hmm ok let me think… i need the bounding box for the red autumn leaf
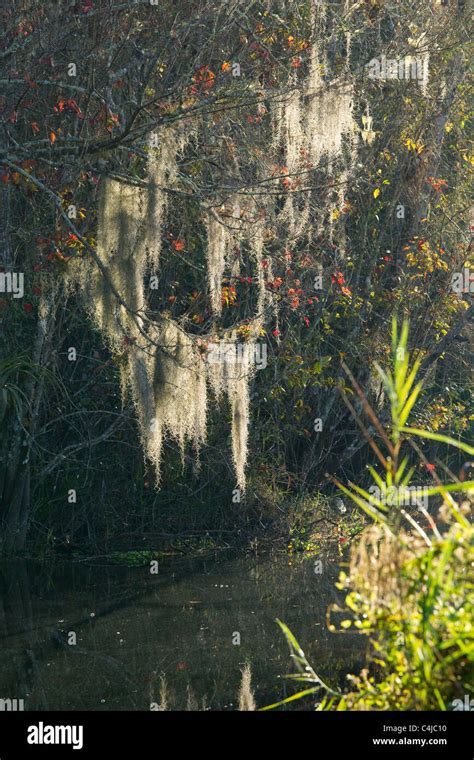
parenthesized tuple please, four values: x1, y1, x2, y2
(427, 176, 448, 193)
(31, 121, 40, 133)
(332, 271, 345, 285)
(172, 238, 185, 251)
(23, 302, 33, 314)
(190, 65, 215, 94)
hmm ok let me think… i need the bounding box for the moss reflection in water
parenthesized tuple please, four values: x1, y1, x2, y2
(0, 553, 363, 710)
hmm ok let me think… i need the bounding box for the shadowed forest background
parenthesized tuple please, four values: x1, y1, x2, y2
(0, 0, 472, 713)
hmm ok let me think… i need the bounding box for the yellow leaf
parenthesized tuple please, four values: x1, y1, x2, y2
(373, 188, 380, 199)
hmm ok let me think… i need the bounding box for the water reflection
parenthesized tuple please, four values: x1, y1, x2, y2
(0, 554, 364, 710)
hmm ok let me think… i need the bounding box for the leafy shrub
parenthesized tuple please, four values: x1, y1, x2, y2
(268, 319, 473, 711)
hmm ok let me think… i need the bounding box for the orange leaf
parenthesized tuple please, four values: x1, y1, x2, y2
(172, 238, 185, 251)
(49, 131, 56, 144)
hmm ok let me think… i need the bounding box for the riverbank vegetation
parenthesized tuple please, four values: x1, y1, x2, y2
(268, 320, 473, 711)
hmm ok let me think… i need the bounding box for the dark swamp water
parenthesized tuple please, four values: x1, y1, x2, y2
(0, 553, 365, 710)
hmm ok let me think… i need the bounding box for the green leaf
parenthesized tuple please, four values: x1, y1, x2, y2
(399, 359, 421, 408)
(275, 620, 339, 695)
(400, 465, 416, 487)
(335, 480, 389, 524)
(394, 456, 409, 485)
(348, 481, 389, 511)
(400, 427, 474, 456)
(259, 687, 319, 711)
(399, 381, 423, 427)
(422, 481, 474, 496)
(368, 465, 384, 489)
